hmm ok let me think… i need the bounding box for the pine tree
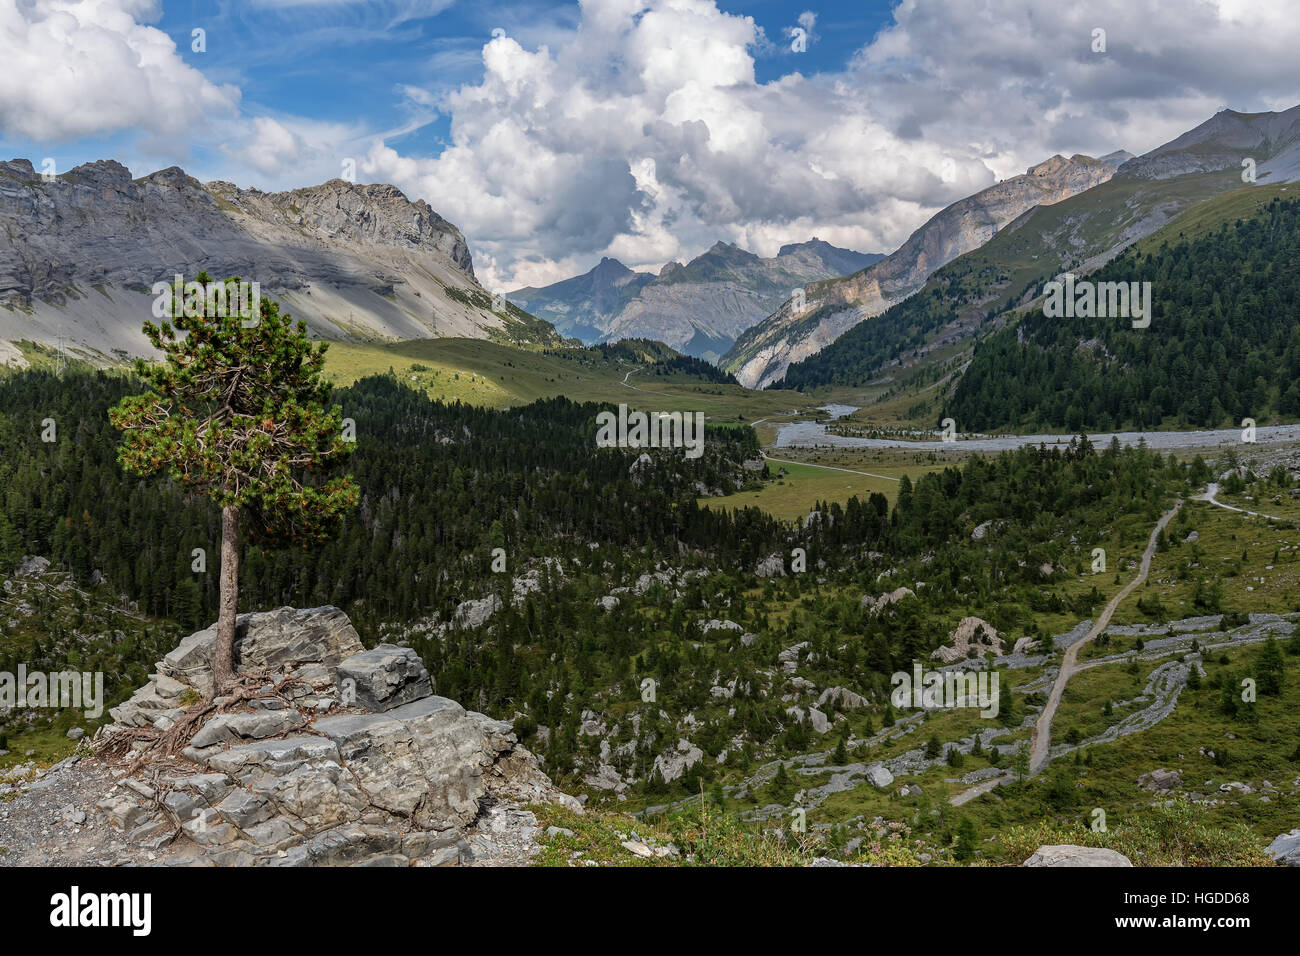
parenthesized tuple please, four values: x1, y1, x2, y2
(998, 677, 1017, 727)
(1013, 741, 1030, 781)
(954, 817, 977, 861)
(110, 276, 358, 694)
(1258, 637, 1285, 696)
(0, 509, 21, 574)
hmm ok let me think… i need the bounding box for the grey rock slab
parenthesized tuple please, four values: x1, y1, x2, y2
(294, 823, 404, 866)
(202, 736, 340, 777)
(162, 772, 235, 804)
(1023, 845, 1132, 867)
(188, 709, 306, 749)
(336, 643, 432, 712)
(316, 694, 503, 829)
(1267, 828, 1300, 865)
(215, 789, 274, 829)
(246, 761, 368, 831)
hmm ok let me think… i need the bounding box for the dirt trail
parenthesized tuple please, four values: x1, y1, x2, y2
(1197, 482, 1287, 521)
(760, 450, 900, 481)
(949, 498, 1184, 804)
(1028, 499, 1184, 773)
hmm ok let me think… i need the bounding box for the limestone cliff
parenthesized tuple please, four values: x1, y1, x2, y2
(0, 159, 559, 360)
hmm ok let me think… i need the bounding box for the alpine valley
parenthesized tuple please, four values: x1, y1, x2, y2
(3, 79, 1300, 880)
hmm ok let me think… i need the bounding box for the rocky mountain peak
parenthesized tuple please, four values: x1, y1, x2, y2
(1027, 154, 1069, 177)
(0, 159, 558, 357)
(724, 150, 1120, 387)
(1117, 103, 1300, 180)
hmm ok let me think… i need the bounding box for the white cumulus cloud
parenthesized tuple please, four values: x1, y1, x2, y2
(0, 0, 240, 144)
(361, 0, 1300, 292)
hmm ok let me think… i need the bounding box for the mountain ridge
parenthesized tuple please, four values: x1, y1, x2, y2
(0, 158, 559, 360)
(507, 238, 883, 361)
(777, 104, 1300, 399)
(722, 152, 1129, 388)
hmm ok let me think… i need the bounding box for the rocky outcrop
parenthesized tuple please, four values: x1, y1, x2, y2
(817, 686, 869, 711)
(93, 606, 578, 867)
(0, 159, 560, 360)
(653, 740, 704, 784)
(861, 587, 914, 615)
(931, 616, 1003, 663)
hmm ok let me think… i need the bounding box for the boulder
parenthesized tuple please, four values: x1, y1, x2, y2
(158, 606, 364, 697)
(808, 708, 830, 734)
(1023, 845, 1132, 867)
(15, 555, 50, 577)
(865, 764, 894, 788)
(336, 644, 432, 711)
(1267, 829, 1300, 866)
(1137, 768, 1182, 792)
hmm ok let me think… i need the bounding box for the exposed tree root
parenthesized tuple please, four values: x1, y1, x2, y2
(95, 671, 308, 768)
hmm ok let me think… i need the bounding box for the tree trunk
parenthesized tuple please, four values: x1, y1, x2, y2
(212, 504, 240, 697)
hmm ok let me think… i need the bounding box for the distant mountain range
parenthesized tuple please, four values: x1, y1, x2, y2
(776, 105, 1300, 421)
(723, 151, 1133, 388)
(0, 159, 559, 362)
(507, 239, 883, 362)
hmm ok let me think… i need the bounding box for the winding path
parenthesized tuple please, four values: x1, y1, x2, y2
(1029, 499, 1184, 772)
(760, 450, 900, 482)
(1197, 482, 1288, 522)
(949, 498, 1184, 804)
(617, 365, 676, 399)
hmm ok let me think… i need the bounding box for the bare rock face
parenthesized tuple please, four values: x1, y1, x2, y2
(931, 616, 1003, 663)
(724, 153, 1122, 388)
(861, 586, 914, 615)
(0, 159, 559, 358)
(1023, 845, 1133, 867)
(93, 606, 578, 867)
(1118, 105, 1300, 181)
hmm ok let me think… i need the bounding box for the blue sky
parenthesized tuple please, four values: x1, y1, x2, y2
(4, 1, 1299, 289)
(151, 0, 898, 172)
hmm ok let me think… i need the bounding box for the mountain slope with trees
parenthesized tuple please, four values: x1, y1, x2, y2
(946, 195, 1300, 431)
